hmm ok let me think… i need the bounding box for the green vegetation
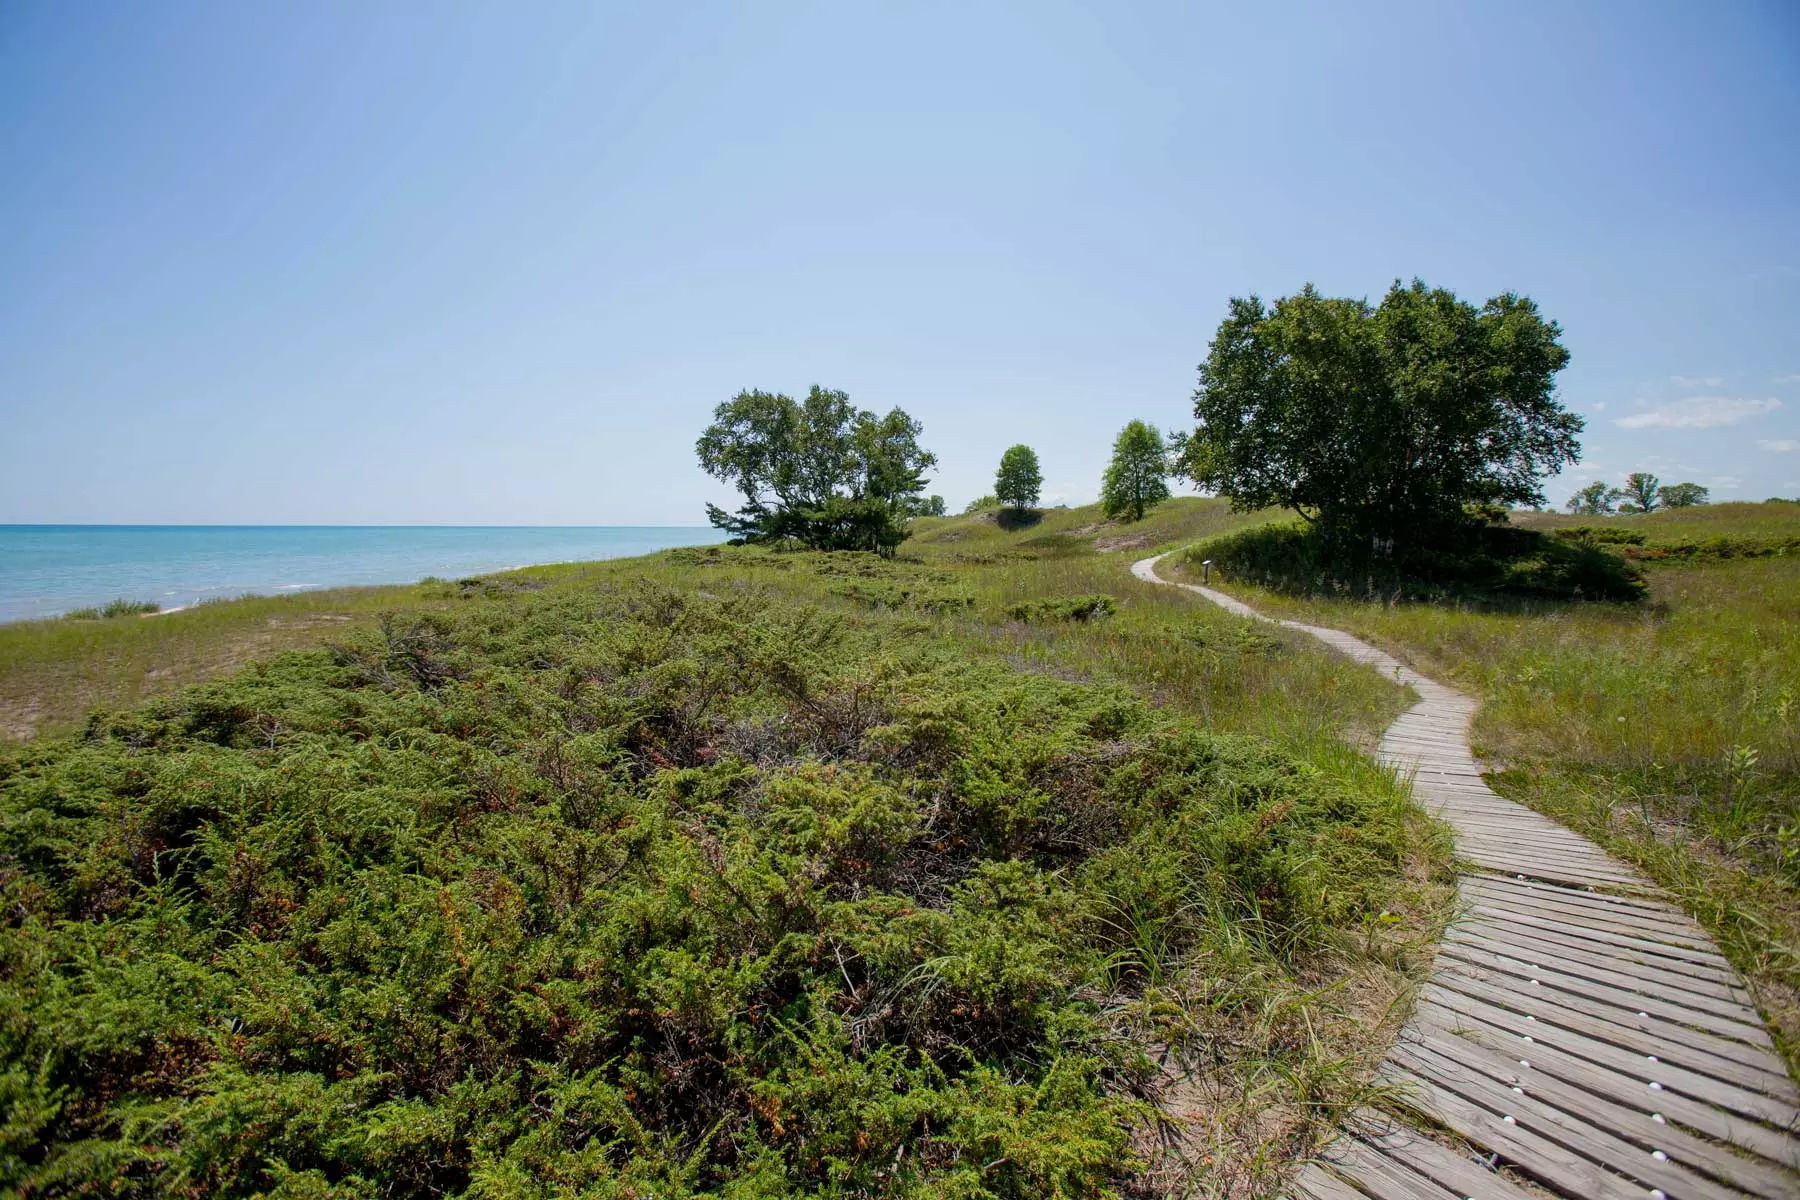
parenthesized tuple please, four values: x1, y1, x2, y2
(1098, 422, 1169, 523)
(1659, 481, 1711, 509)
(1179, 499, 1800, 1070)
(1569, 476, 1711, 515)
(1619, 471, 1659, 513)
(1177, 280, 1578, 544)
(63, 598, 162, 621)
(1192, 519, 1647, 604)
(0, 499, 1451, 1196)
(696, 386, 936, 556)
(1004, 594, 1115, 623)
(994, 444, 1042, 514)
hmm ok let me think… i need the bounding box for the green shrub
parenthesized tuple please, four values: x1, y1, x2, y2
(101, 597, 161, 617)
(0, 577, 1418, 1196)
(63, 598, 161, 620)
(1192, 522, 1647, 604)
(1624, 534, 1800, 563)
(1005, 594, 1117, 623)
(1551, 526, 1647, 546)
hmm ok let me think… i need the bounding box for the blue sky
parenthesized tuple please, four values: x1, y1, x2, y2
(2, 0, 1797, 524)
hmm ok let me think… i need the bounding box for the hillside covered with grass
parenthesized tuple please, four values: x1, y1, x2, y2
(0, 500, 1453, 1198)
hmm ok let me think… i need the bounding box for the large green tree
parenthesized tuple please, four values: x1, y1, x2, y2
(995, 444, 1043, 513)
(1658, 481, 1710, 509)
(1567, 481, 1623, 515)
(1176, 280, 1580, 543)
(1619, 472, 1660, 513)
(696, 386, 937, 555)
(1100, 421, 1170, 522)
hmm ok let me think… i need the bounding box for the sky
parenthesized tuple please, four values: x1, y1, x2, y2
(2, 0, 1797, 525)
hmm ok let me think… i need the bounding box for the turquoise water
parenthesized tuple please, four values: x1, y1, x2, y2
(0, 526, 721, 623)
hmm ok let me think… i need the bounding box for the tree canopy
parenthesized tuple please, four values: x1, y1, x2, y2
(1619, 472, 1660, 513)
(995, 444, 1043, 512)
(1567, 481, 1622, 515)
(1176, 280, 1580, 543)
(696, 386, 936, 556)
(1100, 421, 1170, 522)
(1659, 481, 1710, 509)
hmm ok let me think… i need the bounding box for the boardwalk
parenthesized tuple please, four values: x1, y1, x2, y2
(1131, 555, 1800, 1200)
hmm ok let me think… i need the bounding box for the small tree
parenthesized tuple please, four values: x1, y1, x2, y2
(1657, 481, 1710, 509)
(907, 494, 947, 517)
(696, 386, 937, 556)
(1100, 421, 1170, 522)
(1567, 481, 1623, 515)
(995, 444, 1043, 513)
(1619, 472, 1660, 513)
(1177, 280, 1579, 544)
(962, 494, 999, 514)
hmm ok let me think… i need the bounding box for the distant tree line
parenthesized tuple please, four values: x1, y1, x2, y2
(694, 279, 1651, 558)
(1568, 473, 1709, 515)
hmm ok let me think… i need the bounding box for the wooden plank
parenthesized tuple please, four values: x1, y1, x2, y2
(1436, 942, 1781, 1052)
(1346, 1113, 1544, 1199)
(1448, 923, 1744, 1004)
(1463, 886, 1716, 947)
(1460, 905, 1733, 969)
(1317, 1137, 1467, 1200)
(1465, 883, 1713, 941)
(1414, 1002, 1800, 1171)
(1477, 874, 1686, 916)
(1381, 1065, 1651, 1199)
(1457, 914, 1740, 984)
(1430, 965, 1782, 1101)
(1294, 1161, 1372, 1200)
(1443, 934, 1775, 1052)
(1391, 1039, 1755, 1200)
(1465, 876, 1703, 929)
(1403, 1026, 1800, 1198)
(1422, 981, 1800, 1127)
(1441, 935, 1786, 1073)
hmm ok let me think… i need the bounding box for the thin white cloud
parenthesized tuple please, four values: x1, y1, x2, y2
(1775, 374, 1800, 384)
(1591, 401, 1608, 412)
(1759, 439, 1800, 452)
(1710, 476, 1742, 489)
(1670, 375, 1724, 388)
(1615, 396, 1782, 430)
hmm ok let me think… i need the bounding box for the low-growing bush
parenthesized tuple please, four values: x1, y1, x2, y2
(0, 578, 1417, 1197)
(63, 598, 162, 620)
(1623, 534, 1800, 563)
(1551, 526, 1647, 546)
(1191, 522, 1647, 604)
(1005, 594, 1118, 623)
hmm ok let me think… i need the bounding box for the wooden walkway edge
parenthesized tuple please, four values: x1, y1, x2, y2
(1130, 554, 1800, 1200)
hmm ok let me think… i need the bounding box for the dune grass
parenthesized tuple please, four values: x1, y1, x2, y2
(0, 501, 1451, 1197)
(0, 583, 463, 742)
(1175, 500, 1800, 1071)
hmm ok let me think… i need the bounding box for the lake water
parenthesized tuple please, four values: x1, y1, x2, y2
(0, 525, 722, 623)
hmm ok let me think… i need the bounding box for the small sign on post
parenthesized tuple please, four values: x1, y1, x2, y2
(1201, 559, 1213, 584)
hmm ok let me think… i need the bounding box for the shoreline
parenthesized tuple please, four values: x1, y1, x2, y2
(0, 527, 723, 626)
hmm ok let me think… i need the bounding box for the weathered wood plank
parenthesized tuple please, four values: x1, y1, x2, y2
(1403, 1025, 1800, 1197)
(1413, 1003, 1800, 1171)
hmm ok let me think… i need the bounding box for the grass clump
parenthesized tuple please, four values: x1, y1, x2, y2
(62, 598, 162, 620)
(1005, 594, 1117, 623)
(0, 569, 1432, 1198)
(1189, 520, 1647, 604)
